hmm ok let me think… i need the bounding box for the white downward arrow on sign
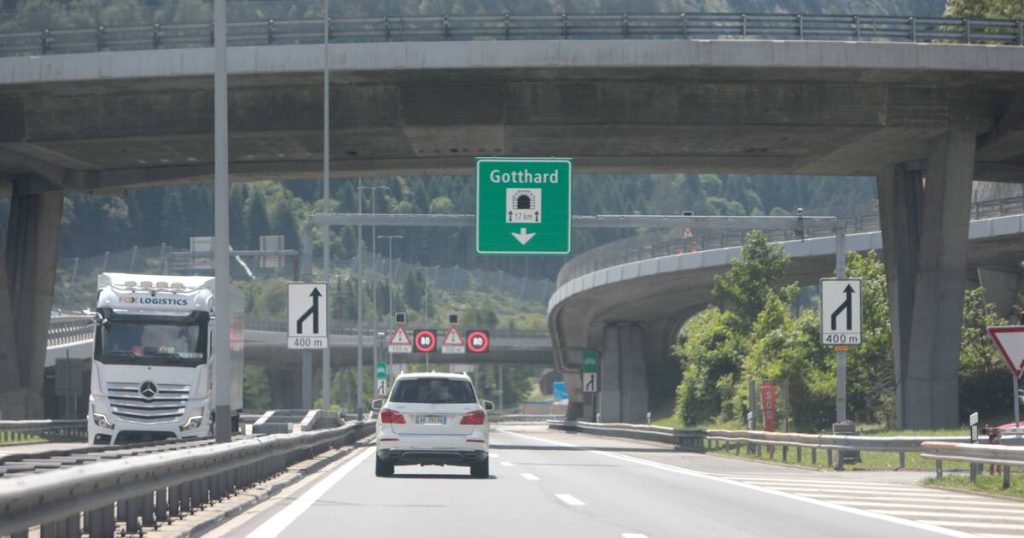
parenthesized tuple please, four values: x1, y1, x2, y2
(512, 228, 536, 245)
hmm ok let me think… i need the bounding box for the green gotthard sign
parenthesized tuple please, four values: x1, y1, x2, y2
(476, 157, 572, 255)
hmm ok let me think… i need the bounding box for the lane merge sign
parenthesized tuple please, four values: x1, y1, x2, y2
(820, 279, 862, 346)
(988, 326, 1024, 377)
(441, 326, 466, 354)
(414, 329, 437, 353)
(288, 283, 328, 350)
(388, 325, 412, 354)
(466, 330, 490, 353)
(476, 157, 572, 255)
(582, 349, 599, 393)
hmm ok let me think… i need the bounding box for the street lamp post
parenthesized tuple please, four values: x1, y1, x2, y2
(357, 184, 386, 414)
(376, 234, 403, 372)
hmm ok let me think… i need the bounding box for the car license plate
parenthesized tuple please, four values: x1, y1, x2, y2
(416, 415, 446, 425)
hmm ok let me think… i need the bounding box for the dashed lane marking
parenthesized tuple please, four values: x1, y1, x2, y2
(521, 473, 540, 481)
(555, 493, 586, 506)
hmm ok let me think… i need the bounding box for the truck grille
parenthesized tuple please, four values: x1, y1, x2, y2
(106, 382, 191, 422)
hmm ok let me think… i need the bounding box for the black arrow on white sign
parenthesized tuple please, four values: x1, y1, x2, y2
(830, 284, 855, 331)
(296, 287, 322, 335)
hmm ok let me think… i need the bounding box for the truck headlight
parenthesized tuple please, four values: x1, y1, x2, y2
(92, 412, 115, 430)
(180, 415, 204, 432)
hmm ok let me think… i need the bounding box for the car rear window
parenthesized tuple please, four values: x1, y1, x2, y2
(390, 378, 477, 404)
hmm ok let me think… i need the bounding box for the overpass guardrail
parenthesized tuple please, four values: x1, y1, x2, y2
(0, 419, 87, 444)
(0, 421, 374, 537)
(557, 194, 1024, 287)
(1, 11, 1022, 58)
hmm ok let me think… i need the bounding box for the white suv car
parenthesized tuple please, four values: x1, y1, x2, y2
(373, 372, 493, 478)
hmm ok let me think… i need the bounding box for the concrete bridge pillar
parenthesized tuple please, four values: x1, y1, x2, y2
(977, 267, 1022, 319)
(598, 323, 648, 423)
(879, 130, 975, 429)
(0, 181, 63, 419)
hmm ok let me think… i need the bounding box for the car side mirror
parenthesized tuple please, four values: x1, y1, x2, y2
(483, 400, 495, 411)
(371, 399, 384, 411)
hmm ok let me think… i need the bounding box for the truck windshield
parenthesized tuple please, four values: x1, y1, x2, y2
(97, 320, 207, 367)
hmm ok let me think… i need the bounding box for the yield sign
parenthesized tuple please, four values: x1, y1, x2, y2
(988, 326, 1024, 377)
(388, 325, 412, 354)
(441, 326, 465, 354)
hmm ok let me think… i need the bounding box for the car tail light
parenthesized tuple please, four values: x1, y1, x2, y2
(460, 410, 486, 425)
(380, 408, 406, 424)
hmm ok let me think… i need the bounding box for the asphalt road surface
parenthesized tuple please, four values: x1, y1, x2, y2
(218, 425, 1024, 538)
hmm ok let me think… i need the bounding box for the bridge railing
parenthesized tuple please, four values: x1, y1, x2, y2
(245, 317, 549, 339)
(1, 12, 1021, 58)
(557, 195, 1024, 287)
(46, 315, 94, 349)
(0, 419, 87, 444)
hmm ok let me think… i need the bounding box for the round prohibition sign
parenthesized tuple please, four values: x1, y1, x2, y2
(414, 330, 437, 353)
(466, 330, 490, 353)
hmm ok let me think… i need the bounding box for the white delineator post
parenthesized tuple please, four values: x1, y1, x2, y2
(212, 0, 231, 443)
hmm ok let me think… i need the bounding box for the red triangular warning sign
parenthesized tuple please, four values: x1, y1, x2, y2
(443, 326, 464, 346)
(390, 325, 411, 345)
(988, 326, 1024, 377)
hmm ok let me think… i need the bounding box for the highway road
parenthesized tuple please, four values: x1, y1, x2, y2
(210, 426, 1024, 538)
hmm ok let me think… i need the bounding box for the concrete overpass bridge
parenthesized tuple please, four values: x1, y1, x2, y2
(2, 11, 1023, 423)
(43, 316, 551, 409)
(549, 202, 1024, 424)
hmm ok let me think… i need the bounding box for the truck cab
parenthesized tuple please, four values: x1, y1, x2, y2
(88, 273, 243, 445)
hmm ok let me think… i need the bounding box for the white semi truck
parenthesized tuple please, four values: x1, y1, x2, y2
(88, 273, 244, 445)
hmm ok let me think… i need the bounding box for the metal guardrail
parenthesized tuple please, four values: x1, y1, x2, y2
(45, 316, 94, 349)
(0, 421, 374, 536)
(490, 414, 563, 423)
(922, 441, 1024, 489)
(548, 421, 972, 469)
(557, 195, 1024, 287)
(0, 419, 87, 444)
(1, 12, 1022, 58)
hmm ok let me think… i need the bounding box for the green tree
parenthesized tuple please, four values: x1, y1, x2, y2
(959, 287, 1013, 418)
(946, 0, 1024, 19)
(711, 230, 795, 326)
(243, 365, 271, 411)
(844, 251, 896, 426)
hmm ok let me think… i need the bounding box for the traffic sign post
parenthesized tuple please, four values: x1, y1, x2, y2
(388, 325, 412, 354)
(288, 283, 328, 350)
(476, 158, 572, 255)
(987, 325, 1024, 428)
(441, 326, 466, 354)
(582, 349, 599, 394)
(414, 330, 437, 353)
(466, 330, 490, 353)
(375, 360, 388, 396)
(820, 279, 862, 346)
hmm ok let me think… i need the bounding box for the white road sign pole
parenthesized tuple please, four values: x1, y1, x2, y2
(835, 227, 846, 423)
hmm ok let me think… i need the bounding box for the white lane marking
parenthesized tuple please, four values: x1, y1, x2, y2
(501, 430, 975, 538)
(622, 534, 649, 538)
(491, 452, 501, 458)
(521, 473, 540, 481)
(916, 522, 1024, 531)
(876, 512, 1024, 522)
(245, 447, 375, 538)
(798, 493, 1024, 507)
(500, 461, 515, 467)
(555, 493, 586, 506)
(837, 502, 1024, 513)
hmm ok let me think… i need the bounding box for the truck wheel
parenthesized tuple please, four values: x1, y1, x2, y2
(375, 455, 394, 477)
(470, 457, 489, 478)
